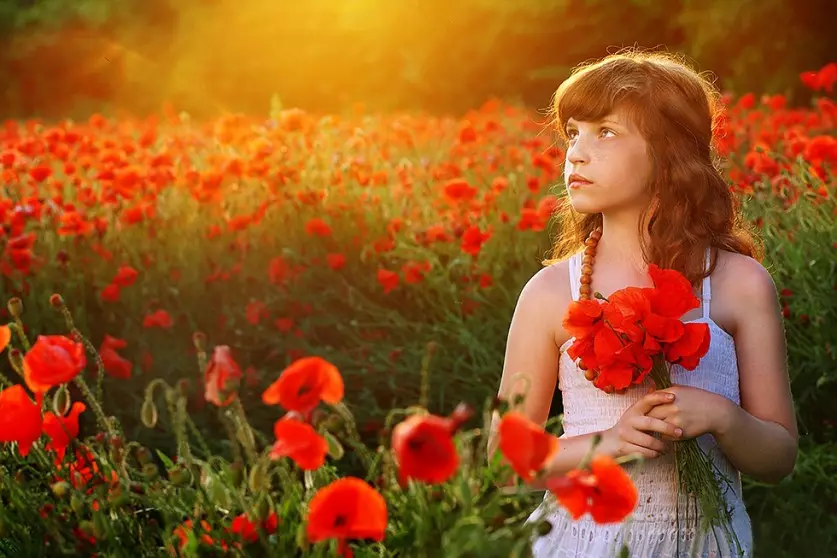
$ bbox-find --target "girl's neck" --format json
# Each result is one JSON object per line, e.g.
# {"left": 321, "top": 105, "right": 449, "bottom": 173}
{"left": 595, "top": 212, "right": 649, "bottom": 273}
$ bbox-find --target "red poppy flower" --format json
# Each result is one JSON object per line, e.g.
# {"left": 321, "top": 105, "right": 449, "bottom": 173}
{"left": 0, "top": 384, "right": 43, "bottom": 456}
{"left": 562, "top": 299, "right": 603, "bottom": 339}
{"left": 99, "top": 335, "right": 133, "bottom": 379}
{"left": 270, "top": 417, "right": 328, "bottom": 470}
{"left": 262, "top": 356, "right": 344, "bottom": 414}
{"left": 143, "top": 309, "right": 173, "bottom": 329}
{"left": 664, "top": 322, "right": 711, "bottom": 370}
{"left": 497, "top": 411, "right": 559, "bottom": 482}
{"left": 646, "top": 264, "right": 700, "bottom": 319}
{"left": 23, "top": 335, "right": 87, "bottom": 394}
{"left": 0, "top": 325, "right": 11, "bottom": 353}
{"left": 546, "top": 454, "right": 638, "bottom": 524}
{"left": 391, "top": 413, "right": 459, "bottom": 484}
{"left": 230, "top": 511, "right": 280, "bottom": 543}
{"left": 307, "top": 477, "right": 387, "bottom": 557}
{"left": 43, "top": 401, "right": 86, "bottom": 462}
{"left": 204, "top": 346, "right": 243, "bottom": 407}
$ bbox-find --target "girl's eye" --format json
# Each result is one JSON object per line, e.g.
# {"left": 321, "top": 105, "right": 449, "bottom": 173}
{"left": 566, "top": 129, "right": 578, "bottom": 139}
{"left": 600, "top": 128, "right": 616, "bottom": 138}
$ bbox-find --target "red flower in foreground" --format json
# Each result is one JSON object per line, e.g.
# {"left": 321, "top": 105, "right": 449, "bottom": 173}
{"left": 392, "top": 413, "right": 459, "bottom": 484}
{"left": 498, "top": 411, "right": 559, "bottom": 482}
{"left": 307, "top": 477, "right": 387, "bottom": 558}
{"left": 23, "top": 335, "right": 87, "bottom": 394}
{"left": 204, "top": 346, "right": 243, "bottom": 407}
{"left": 270, "top": 417, "right": 328, "bottom": 470}
{"left": 43, "top": 401, "right": 86, "bottom": 462}
{"left": 262, "top": 356, "right": 344, "bottom": 414}
{"left": 0, "top": 324, "right": 11, "bottom": 353}
{"left": 546, "top": 454, "right": 638, "bottom": 524}
{"left": 0, "top": 385, "right": 43, "bottom": 456}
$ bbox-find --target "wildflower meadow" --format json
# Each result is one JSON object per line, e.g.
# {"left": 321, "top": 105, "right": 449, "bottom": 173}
{"left": 0, "top": 63, "right": 835, "bottom": 557}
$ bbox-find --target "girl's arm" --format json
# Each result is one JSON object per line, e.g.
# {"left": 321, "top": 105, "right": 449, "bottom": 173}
{"left": 712, "top": 256, "right": 799, "bottom": 484}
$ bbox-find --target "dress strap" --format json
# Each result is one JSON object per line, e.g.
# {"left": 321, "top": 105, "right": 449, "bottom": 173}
{"left": 568, "top": 252, "right": 582, "bottom": 301}
{"left": 702, "top": 248, "right": 712, "bottom": 319}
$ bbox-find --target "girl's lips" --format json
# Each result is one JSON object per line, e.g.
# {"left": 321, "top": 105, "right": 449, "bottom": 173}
{"left": 568, "top": 179, "right": 592, "bottom": 189}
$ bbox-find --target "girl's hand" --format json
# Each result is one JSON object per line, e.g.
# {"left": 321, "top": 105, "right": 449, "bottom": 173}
{"left": 599, "top": 391, "right": 684, "bottom": 460}
{"left": 646, "top": 385, "right": 734, "bottom": 441}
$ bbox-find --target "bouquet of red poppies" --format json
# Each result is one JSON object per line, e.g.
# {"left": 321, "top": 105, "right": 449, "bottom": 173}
{"left": 562, "top": 265, "right": 741, "bottom": 551}
{"left": 563, "top": 264, "right": 710, "bottom": 393}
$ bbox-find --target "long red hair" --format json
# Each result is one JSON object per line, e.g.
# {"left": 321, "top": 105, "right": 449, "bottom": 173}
{"left": 542, "top": 49, "right": 762, "bottom": 286}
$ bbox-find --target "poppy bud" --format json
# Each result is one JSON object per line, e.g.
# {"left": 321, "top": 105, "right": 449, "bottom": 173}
{"left": 142, "top": 463, "right": 159, "bottom": 481}
{"left": 140, "top": 399, "right": 158, "bottom": 428}
{"left": 192, "top": 331, "right": 207, "bottom": 353}
{"left": 52, "top": 385, "right": 71, "bottom": 416}
{"left": 8, "top": 348, "right": 23, "bottom": 372}
{"left": 175, "top": 378, "right": 191, "bottom": 398}
{"left": 51, "top": 481, "right": 70, "bottom": 498}
{"left": 6, "top": 297, "right": 22, "bottom": 319}
{"left": 107, "top": 485, "right": 129, "bottom": 508}
{"left": 168, "top": 465, "right": 192, "bottom": 486}
{"left": 136, "top": 446, "right": 153, "bottom": 465}
{"left": 49, "top": 294, "right": 65, "bottom": 309}
{"left": 324, "top": 430, "right": 344, "bottom": 460}
{"left": 248, "top": 460, "right": 269, "bottom": 493}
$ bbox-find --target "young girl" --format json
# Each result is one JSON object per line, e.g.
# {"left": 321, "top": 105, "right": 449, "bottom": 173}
{"left": 493, "top": 50, "right": 798, "bottom": 557}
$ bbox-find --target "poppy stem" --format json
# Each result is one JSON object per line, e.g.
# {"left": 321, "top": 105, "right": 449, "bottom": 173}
{"left": 8, "top": 321, "right": 30, "bottom": 352}
{"left": 72, "top": 376, "right": 118, "bottom": 440}
{"left": 57, "top": 304, "right": 106, "bottom": 402}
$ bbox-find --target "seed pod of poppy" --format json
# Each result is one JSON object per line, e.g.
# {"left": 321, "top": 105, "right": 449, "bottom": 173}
{"left": 51, "top": 481, "right": 70, "bottom": 498}
{"left": 142, "top": 463, "right": 159, "bottom": 481}
{"left": 140, "top": 399, "right": 158, "bottom": 428}
{"left": 7, "top": 297, "right": 22, "bottom": 318}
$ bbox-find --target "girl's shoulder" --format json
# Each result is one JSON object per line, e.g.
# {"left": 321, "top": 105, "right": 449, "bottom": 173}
{"left": 710, "top": 249, "right": 778, "bottom": 335}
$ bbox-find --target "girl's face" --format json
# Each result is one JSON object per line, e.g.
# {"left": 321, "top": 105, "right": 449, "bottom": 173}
{"left": 562, "top": 107, "right": 654, "bottom": 217}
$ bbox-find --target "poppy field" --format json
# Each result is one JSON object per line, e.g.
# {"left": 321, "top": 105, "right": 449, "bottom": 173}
{"left": 0, "top": 63, "right": 836, "bottom": 557}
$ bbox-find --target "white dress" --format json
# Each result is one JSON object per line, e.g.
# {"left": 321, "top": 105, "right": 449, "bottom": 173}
{"left": 528, "top": 250, "right": 753, "bottom": 557}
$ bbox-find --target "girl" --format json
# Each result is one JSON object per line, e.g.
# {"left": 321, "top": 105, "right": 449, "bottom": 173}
{"left": 492, "top": 50, "right": 798, "bottom": 557}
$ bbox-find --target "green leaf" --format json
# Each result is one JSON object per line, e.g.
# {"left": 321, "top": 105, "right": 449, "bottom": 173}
{"left": 156, "top": 450, "right": 175, "bottom": 470}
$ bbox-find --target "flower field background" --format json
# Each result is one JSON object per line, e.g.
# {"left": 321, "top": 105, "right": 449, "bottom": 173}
{"left": 0, "top": 64, "right": 836, "bottom": 556}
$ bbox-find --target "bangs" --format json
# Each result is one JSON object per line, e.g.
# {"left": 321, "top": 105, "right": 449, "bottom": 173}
{"left": 551, "top": 59, "right": 650, "bottom": 140}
